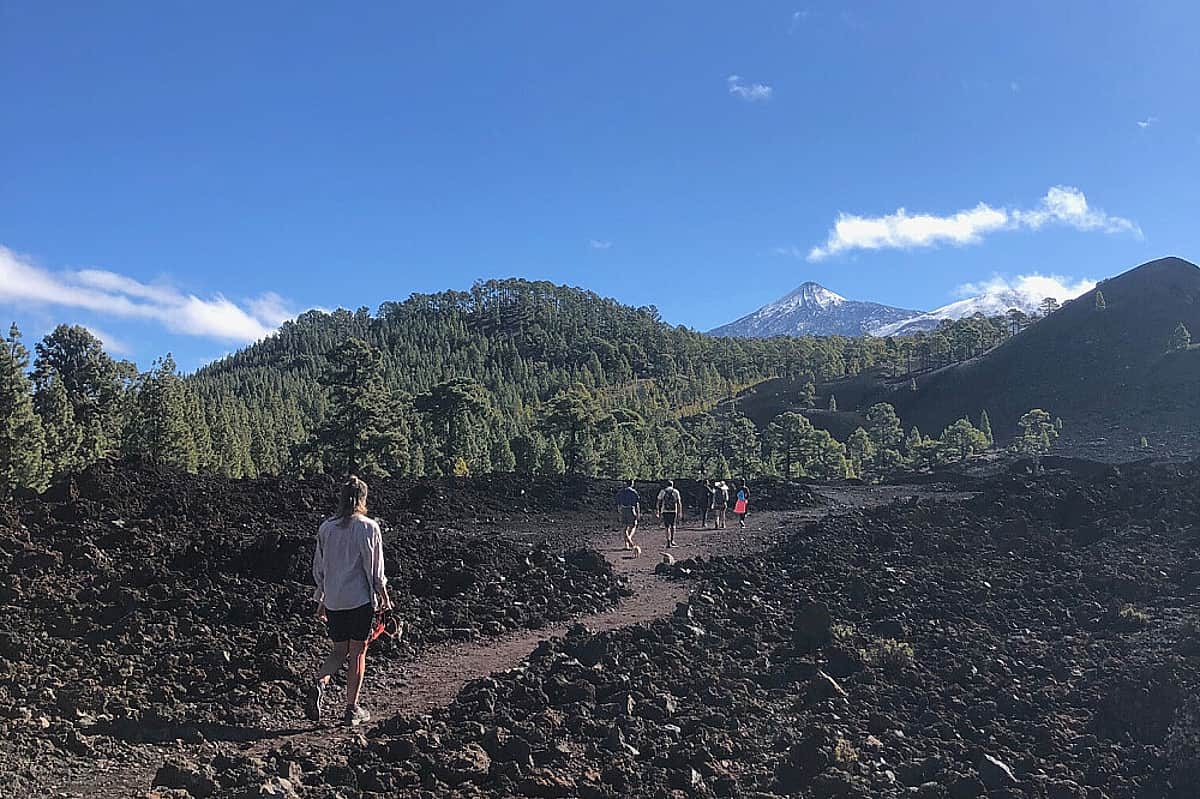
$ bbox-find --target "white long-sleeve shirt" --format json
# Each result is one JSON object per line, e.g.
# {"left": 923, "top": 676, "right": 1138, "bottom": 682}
{"left": 312, "top": 514, "right": 388, "bottom": 611}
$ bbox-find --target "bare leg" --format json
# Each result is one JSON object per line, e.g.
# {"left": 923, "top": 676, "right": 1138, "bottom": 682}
{"left": 346, "top": 640, "right": 368, "bottom": 709}
{"left": 318, "top": 641, "right": 350, "bottom": 683}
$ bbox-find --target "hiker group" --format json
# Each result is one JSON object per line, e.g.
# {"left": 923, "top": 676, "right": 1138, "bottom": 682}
{"left": 615, "top": 478, "right": 751, "bottom": 554}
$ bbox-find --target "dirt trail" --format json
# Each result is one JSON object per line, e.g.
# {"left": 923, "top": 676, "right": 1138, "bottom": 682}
{"left": 55, "top": 487, "right": 918, "bottom": 797}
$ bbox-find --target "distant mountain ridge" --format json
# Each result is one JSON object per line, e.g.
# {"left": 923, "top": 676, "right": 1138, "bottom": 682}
{"left": 710, "top": 282, "right": 921, "bottom": 337}
{"left": 872, "top": 290, "right": 1046, "bottom": 336}
{"left": 714, "top": 280, "right": 1077, "bottom": 338}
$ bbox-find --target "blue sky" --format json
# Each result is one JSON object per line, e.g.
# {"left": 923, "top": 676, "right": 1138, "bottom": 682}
{"left": 2, "top": 1, "right": 1197, "bottom": 370}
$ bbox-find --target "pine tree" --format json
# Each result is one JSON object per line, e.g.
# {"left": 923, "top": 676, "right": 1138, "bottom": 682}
{"left": 938, "top": 418, "right": 989, "bottom": 463}
{"left": 33, "top": 324, "right": 124, "bottom": 466}
{"left": 511, "top": 433, "right": 544, "bottom": 475}
{"left": 34, "top": 369, "right": 83, "bottom": 479}
{"left": 1094, "top": 290, "right": 1106, "bottom": 310}
{"left": 305, "top": 338, "right": 407, "bottom": 476}
{"left": 539, "top": 384, "right": 608, "bottom": 475}
{"left": 828, "top": 394, "right": 838, "bottom": 412}
{"left": 1170, "top": 322, "right": 1192, "bottom": 351}
{"left": 125, "top": 354, "right": 195, "bottom": 470}
{"left": 1013, "top": 409, "right": 1058, "bottom": 455}
{"left": 978, "top": 410, "right": 993, "bottom": 446}
{"left": 490, "top": 436, "right": 516, "bottom": 473}
{"left": 865, "top": 403, "right": 903, "bottom": 451}
{"left": 415, "top": 377, "right": 493, "bottom": 473}
{"left": 766, "top": 411, "right": 812, "bottom": 478}
{"left": 1, "top": 324, "right": 48, "bottom": 496}
{"left": 846, "top": 427, "right": 875, "bottom": 479}
{"left": 538, "top": 439, "right": 566, "bottom": 475}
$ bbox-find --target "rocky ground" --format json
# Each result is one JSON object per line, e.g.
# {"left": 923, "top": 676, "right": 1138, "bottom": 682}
{"left": 155, "top": 458, "right": 1200, "bottom": 799}
{"left": 0, "top": 462, "right": 820, "bottom": 794}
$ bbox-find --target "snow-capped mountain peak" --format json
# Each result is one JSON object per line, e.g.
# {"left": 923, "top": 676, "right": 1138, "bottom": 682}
{"left": 772, "top": 282, "right": 847, "bottom": 311}
{"left": 710, "top": 282, "right": 919, "bottom": 337}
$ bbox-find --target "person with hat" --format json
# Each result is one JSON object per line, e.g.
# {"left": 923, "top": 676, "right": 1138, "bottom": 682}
{"left": 711, "top": 480, "right": 729, "bottom": 529}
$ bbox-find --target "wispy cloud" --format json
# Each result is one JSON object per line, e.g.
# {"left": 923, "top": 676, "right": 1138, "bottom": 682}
{"left": 80, "top": 325, "right": 132, "bottom": 356}
{"left": 1136, "top": 116, "right": 1158, "bottom": 129}
{"left": 589, "top": 239, "right": 613, "bottom": 250}
{"left": 806, "top": 186, "right": 1141, "bottom": 261}
{"left": 727, "top": 75, "right": 773, "bottom": 102}
{"left": 1010, "top": 80, "right": 1020, "bottom": 93}
{"left": 789, "top": 9, "right": 810, "bottom": 32}
{"left": 956, "top": 273, "right": 1096, "bottom": 304}
{"left": 0, "top": 245, "right": 296, "bottom": 343}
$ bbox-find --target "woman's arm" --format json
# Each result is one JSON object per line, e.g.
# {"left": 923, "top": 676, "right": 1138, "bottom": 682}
{"left": 312, "top": 530, "right": 326, "bottom": 619}
{"left": 362, "top": 522, "right": 391, "bottom": 609}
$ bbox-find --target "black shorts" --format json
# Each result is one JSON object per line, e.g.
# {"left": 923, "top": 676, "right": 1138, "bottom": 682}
{"left": 326, "top": 603, "right": 374, "bottom": 642}
{"left": 661, "top": 511, "right": 677, "bottom": 527}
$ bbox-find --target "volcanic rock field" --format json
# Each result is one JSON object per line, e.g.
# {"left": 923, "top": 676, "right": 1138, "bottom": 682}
{"left": 3, "top": 459, "right": 1199, "bottom": 798}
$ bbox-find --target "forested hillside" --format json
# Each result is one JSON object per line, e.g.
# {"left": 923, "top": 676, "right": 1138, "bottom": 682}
{"left": 1, "top": 278, "right": 1050, "bottom": 496}
{"left": 188, "top": 279, "right": 895, "bottom": 479}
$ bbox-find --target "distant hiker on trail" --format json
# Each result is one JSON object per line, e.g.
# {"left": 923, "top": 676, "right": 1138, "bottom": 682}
{"left": 615, "top": 479, "right": 640, "bottom": 551}
{"left": 656, "top": 479, "right": 682, "bottom": 548}
{"left": 698, "top": 480, "right": 714, "bottom": 528}
{"left": 734, "top": 481, "right": 751, "bottom": 529}
{"left": 308, "top": 475, "right": 391, "bottom": 728}
{"left": 712, "top": 480, "right": 729, "bottom": 529}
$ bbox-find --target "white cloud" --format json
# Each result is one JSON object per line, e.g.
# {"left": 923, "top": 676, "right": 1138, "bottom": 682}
{"left": 0, "top": 245, "right": 297, "bottom": 343}
{"left": 1136, "top": 116, "right": 1158, "bottom": 129}
{"left": 589, "top": 239, "right": 613, "bottom": 250}
{"left": 956, "top": 273, "right": 1096, "bottom": 304}
{"left": 80, "top": 325, "right": 132, "bottom": 356}
{"left": 727, "top": 75, "right": 773, "bottom": 102}
{"left": 807, "top": 185, "right": 1140, "bottom": 261}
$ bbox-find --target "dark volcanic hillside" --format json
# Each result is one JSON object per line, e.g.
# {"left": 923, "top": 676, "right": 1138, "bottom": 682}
{"left": 893, "top": 257, "right": 1200, "bottom": 446}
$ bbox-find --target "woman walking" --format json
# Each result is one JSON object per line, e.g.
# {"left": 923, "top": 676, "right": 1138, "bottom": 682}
{"left": 307, "top": 475, "right": 391, "bottom": 727}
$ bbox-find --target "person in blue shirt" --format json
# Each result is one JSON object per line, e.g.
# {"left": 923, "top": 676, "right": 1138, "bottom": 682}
{"left": 615, "top": 479, "right": 640, "bottom": 550}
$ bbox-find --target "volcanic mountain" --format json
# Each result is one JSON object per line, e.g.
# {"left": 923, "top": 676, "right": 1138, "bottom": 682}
{"left": 890, "top": 256, "right": 1200, "bottom": 445}
{"left": 710, "top": 282, "right": 921, "bottom": 337}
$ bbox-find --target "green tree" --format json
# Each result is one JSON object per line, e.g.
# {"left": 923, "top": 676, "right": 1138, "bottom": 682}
{"left": 538, "top": 438, "right": 566, "bottom": 475}
{"left": 1013, "top": 408, "right": 1058, "bottom": 455}
{"left": 1, "top": 324, "right": 48, "bottom": 496}
{"left": 766, "top": 411, "right": 813, "bottom": 479}
{"left": 124, "top": 354, "right": 196, "bottom": 470}
{"left": 828, "top": 394, "right": 838, "bottom": 412}
{"left": 796, "top": 427, "right": 848, "bottom": 480}
{"left": 33, "top": 369, "right": 83, "bottom": 479}
{"left": 306, "top": 338, "right": 407, "bottom": 476}
{"left": 1094, "top": 290, "right": 1107, "bottom": 311}
{"left": 978, "top": 409, "right": 993, "bottom": 446}
{"left": 33, "top": 324, "right": 125, "bottom": 467}
{"left": 1040, "top": 297, "right": 1060, "bottom": 317}
{"left": 938, "top": 418, "right": 989, "bottom": 462}
{"left": 490, "top": 436, "right": 516, "bottom": 473}
{"left": 539, "top": 384, "right": 608, "bottom": 475}
{"left": 415, "top": 376, "right": 493, "bottom": 472}
{"left": 511, "top": 432, "right": 543, "bottom": 475}
{"left": 865, "top": 403, "right": 903, "bottom": 451}
{"left": 1170, "top": 322, "right": 1192, "bottom": 351}
{"left": 846, "top": 427, "right": 875, "bottom": 479}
